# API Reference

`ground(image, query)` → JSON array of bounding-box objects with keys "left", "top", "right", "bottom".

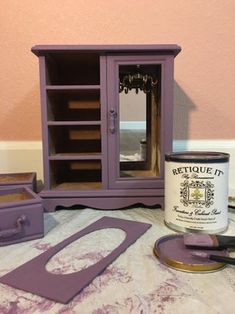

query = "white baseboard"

[
  {"left": 0, "top": 141, "right": 43, "bottom": 181},
  {"left": 0, "top": 140, "right": 234, "bottom": 194}
]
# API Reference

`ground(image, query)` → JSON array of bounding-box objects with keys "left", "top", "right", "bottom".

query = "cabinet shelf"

[
  {"left": 69, "top": 129, "right": 101, "bottom": 140},
  {"left": 49, "top": 159, "right": 102, "bottom": 190},
  {"left": 47, "top": 121, "right": 101, "bottom": 126},
  {"left": 44, "top": 52, "right": 100, "bottom": 85},
  {"left": 53, "top": 182, "right": 102, "bottom": 190},
  {"left": 47, "top": 89, "right": 101, "bottom": 122},
  {"left": 49, "top": 153, "right": 102, "bottom": 160},
  {"left": 120, "top": 169, "right": 158, "bottom": 178},
  {"left": 49, "top": 125, "right": 101, "bottom": 155},
  {"left": 46, "top": 85, "right": 100, "bottom": 91}
]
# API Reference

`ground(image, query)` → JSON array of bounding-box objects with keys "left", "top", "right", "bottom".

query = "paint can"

[{"left": 164, "top": 151, "right": 230, "bottom": 233}]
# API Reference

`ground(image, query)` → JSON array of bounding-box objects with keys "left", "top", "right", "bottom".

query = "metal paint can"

[{"left": 164, "top": 152, "right": 230, "bottom": 233}]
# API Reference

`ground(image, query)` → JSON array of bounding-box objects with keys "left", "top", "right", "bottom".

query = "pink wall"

[{"left": 0, "top": 0, "right": 234, "bottom": 141}]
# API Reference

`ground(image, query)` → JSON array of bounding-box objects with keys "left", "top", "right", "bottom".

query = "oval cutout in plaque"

[{"left": 46, "top": 228, "right": 126, "bottom": 274}]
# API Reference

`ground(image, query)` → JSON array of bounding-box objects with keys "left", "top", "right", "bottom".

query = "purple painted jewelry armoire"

[{"left": 32, "top": 45, "right": 181, "bottom": 211}]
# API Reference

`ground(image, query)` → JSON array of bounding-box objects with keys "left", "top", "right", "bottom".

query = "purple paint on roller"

[
  {"left": 183, "top": 234, "right": 235, "bottom": 249},
  {"left": 183, "top": 234, "right": 215, "bottom": 248}
]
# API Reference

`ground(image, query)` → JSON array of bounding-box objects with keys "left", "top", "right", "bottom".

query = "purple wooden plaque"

[{"left": 0, "top": 216, "right": 151, "bottom": 304}]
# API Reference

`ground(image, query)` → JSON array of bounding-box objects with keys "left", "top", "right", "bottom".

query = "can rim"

[
  {"left": 165, "top": 151, "right": 229, "bottom": 163},
  {"left": 153, "top": 234, "right": 227, "bottom": 272}
]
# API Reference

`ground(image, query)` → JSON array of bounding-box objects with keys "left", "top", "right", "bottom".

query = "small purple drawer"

[
  {"left": 0, "top": 187, "right": 43, "bottom": 246},
  {"left": 0, "top": 172, "right": 37, "bottom": 192}
]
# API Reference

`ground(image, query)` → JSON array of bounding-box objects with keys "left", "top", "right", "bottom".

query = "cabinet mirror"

[{"left": 118, "top": 64, "right": 161, "bottom": 178}]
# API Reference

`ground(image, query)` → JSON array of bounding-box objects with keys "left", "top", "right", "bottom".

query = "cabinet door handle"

[
  {"left": 109, "top": 109, "right": 117, "bottom": 134},
  {"left": 0, "top": 215, "right": 27, "bottom": 239}
]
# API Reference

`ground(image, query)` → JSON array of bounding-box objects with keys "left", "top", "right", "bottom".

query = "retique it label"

[{"left": 164, "top": 162, "right": 229, "bottom": 231}]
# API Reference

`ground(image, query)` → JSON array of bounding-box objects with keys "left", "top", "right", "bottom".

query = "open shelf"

[
  {"left": 49, "top": 152, "right": 102, "bottom": 160},
  {"left": 45, "top": 52, "right": 100, "bottom": 85},
  {"left": 46, "top": 85, "right": 100, "bottom": 90},
  {"left": 120, "top": 169, "right": 159, "bottom": 178},
  {"left": 53, "top": 182, "right": 102, "bottom": 190},
  {"left": 49, "top": 125, "right": 101, "bottom": 155},
  {"left": 50, "top": 160, "right": 102, "bottom": 190},
  {"left": 47, "top": 89, "right": 101, "bottom": 122}
]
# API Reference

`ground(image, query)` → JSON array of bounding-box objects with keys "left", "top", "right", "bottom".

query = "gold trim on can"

[{"left": 153, "top": 234, "right": 227, "bottom": 273}]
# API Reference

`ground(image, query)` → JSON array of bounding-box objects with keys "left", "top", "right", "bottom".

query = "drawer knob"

[{"left": 0, "top": 215, "right": 27, "bottom": 239}]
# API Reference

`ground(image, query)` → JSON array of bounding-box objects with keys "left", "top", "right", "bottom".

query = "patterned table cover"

[{"left": 0, "top": 207, "right": 235, "bottom": 314}]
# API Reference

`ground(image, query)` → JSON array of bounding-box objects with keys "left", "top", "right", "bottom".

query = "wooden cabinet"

[{"left": 32, "top": 45, "right": 181, "bottom": 211}]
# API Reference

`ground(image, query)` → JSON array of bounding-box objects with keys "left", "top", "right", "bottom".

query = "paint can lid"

[
  {"left": 153, "top": 234, "right": 228, "bottom": 272},
  {"left": 165, "top": 151, "right": 229, "bottom": 163}
]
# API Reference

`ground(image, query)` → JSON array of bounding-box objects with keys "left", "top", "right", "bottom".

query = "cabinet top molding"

[{"left": 31, "top": 44, "right": 181, "bottom": 57}]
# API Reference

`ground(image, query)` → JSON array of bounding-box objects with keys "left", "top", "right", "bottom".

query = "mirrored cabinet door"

[{"left": 107, "top": 55, "right": 173, "bottom": 189}]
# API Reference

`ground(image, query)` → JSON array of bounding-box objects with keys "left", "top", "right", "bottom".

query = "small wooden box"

[
  {"left": 0, "top": 172, "right": 37, "bottom": 191},
  {"left": 0, "top": 187, "right": 43, "bottom": 246}
]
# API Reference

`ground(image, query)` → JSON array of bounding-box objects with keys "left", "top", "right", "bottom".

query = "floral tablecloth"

[{"left": 0, "top": 207, "right": 235, "bottom": 314}]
